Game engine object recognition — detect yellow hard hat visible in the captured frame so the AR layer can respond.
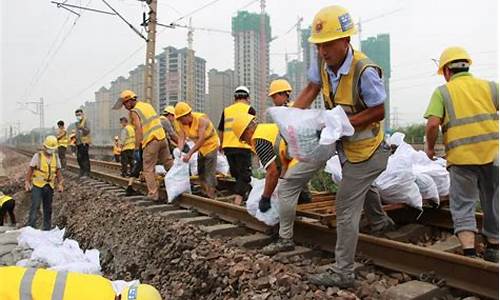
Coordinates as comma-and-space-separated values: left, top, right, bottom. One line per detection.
113, 90, 137, 109
163, 105, 175, 115
308, 5, 357, 44
232, 114, 256, 140
437, 46, 472, 75
43, 135, 58, 150
268, 79, 292, 96
121, 284, 162, 300
175, 102, 192, 119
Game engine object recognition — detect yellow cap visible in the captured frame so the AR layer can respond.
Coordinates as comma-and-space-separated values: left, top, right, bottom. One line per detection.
437, 46, 472, 75
308, 5, 357, 44
232, 114, 256, 140
121, 284, 162, 300
268, 79, 292, 96
43, 135, 58, 150
113, 89, 137, 109
163, 105, 175, 115
174, 102, 192, 119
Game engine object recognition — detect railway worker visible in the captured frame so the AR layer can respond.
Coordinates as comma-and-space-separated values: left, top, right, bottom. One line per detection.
74, 108, 92, 178
424, 46, 499, 263
56, 120, 68, 169
175, 101, 220, 199
113, 90, 173, 201
160, 105, 180, 151
119, 117, 136, 177
113, 136, 121, 163
231, 113, 326, 255
290, 5, 395, 288
268, 79, 312, 204
0, 266, 162, 300
0, 191, 16, 226
218, 86, 256, 205
24, 136, 64, 231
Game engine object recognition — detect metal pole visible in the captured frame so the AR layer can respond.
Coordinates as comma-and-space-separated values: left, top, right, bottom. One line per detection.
144, 0, 157, 108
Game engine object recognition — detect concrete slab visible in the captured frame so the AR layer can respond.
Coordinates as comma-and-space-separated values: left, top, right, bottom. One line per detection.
384, 224, 431, 243
178, 216, 219, 226
383, 280, 447, 300
134, 200, 158, 207
428, 235, 461, 253
200, 224, 246, 237
124, 196, 145, 201
158, 210, 198, 219
0, 232, 20, 245
141, 204, 177, 213
231, 233, 272, 249
0, 226, 16, 234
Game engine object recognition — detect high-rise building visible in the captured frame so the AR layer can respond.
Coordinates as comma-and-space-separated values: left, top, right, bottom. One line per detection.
207, 68, 235, 125
361, 34, 391, 131
298, 27, 323, 109
157, 46, 206, 112
232, 10, 271, 121
286, 59, 306, 99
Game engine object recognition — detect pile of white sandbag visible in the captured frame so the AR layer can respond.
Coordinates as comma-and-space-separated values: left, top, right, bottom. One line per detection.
246, 178, 280, 226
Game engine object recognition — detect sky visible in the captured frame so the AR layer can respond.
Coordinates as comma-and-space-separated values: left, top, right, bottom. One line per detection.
1, 0, 498, 134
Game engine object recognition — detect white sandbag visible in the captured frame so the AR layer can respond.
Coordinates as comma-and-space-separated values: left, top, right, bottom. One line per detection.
413, 161, 450, 197
246, 178, 279, 226
324, 155, 342, 184
319, 106, 355, 145
189, 152, 199, 176
388, 132, 406, 146
165, 149, 191, 203
415, 173, 440, 205
155, 165, 167, 175
112, 280, 141, 296
216, 153, 230, 175
17, 226, 65, 249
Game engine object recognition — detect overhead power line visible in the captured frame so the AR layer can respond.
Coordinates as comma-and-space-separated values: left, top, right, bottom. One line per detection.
171, 0, 225, 24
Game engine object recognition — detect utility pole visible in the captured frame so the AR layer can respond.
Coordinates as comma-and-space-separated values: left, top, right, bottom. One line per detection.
143, 0, 158, 108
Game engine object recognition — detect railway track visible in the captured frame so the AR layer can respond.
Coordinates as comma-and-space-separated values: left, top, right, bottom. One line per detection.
10, 146, 499, 299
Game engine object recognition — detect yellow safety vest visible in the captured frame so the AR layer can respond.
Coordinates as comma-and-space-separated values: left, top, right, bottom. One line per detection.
131, 101, 165, 148
252, 124, 297, 171
438, 73, 499, 166
122, 125, 136, 151
76, 118, 91, 144
0, 195, 12, 206
112, 142, 121, 155
57, 129, 68, 148
180, 112, 219, 156
32, 152, 58, 189
0, 266, 116, 300
319, 49, 384, 163
222, 102, 252, 150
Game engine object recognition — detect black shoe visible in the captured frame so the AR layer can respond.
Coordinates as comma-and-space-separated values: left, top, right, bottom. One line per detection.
484, 248, 499, 263
125, 186, 140, 196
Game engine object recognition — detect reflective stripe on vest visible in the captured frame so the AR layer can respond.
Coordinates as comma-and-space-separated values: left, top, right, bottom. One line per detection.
32, 152, 57, 189
318, 49, 384, 162
222, 102, 252, 149
131, 101, 165, 148
20, 268, 68, 300
0, 195, 13, 206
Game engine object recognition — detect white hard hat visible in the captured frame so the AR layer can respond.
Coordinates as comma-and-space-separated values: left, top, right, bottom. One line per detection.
234, 86, 250, 96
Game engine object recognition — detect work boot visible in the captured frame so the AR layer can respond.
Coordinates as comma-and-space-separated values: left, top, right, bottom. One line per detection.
261, 238, 295, 256
370, 217, 396, 236
298, 189, 312, 204
484, 248, 499, 263
308, 269, 355, 288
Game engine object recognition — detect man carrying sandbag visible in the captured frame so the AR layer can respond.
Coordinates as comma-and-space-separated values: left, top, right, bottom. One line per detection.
292, 5, 395, 288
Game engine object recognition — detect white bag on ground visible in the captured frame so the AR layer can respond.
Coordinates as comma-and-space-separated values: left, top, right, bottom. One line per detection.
216, 153, 230, 175
415, 173, 440, 205
155, 165, 167, 175
324, 155, 342, 184
246, 178, 279, 226
165, 149, 191, 203
413, 162, 450, 197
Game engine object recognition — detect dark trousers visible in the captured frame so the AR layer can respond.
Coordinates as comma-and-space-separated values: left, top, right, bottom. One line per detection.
114, 154, 121, 163
120, 149, 134, 176
28, 185, 53, 230
0, 199, 16, 226
76, 143, 91, 176
58, 146, 67, 169
225, 148, 252, 197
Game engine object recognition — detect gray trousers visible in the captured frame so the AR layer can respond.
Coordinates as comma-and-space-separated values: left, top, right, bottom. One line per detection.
449, 164, 499, 240
276, 144, 392, 262
332, 144, 392, 277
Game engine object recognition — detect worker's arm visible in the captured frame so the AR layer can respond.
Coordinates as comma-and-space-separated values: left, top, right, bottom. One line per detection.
262, 162, 280, 198
348, 103, 385, 127
425, 116, 442, 160
80, 120, 90, 136
217, 112, 225, 151
292, 82, 321, 109
25, 167, 34, 191
183, 117, 208, 162
130, 112, 142, 149
177, 128, 186, 153
56, 168, 64, 192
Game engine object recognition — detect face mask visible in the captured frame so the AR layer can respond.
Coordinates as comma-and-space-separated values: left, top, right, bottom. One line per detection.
76, 116, 83, 121
46, 149, 54, 155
